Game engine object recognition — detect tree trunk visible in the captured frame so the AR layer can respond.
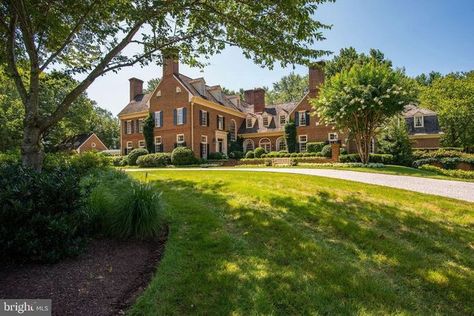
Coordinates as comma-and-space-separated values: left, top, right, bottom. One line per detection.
21, 124, 44, 171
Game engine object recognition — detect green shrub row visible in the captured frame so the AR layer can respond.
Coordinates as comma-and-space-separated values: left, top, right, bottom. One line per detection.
307, 142, 326, 153
419, 165, 474, 179
340, 153, 394, 164
261, 152, 324, 158
412, 149, 472, 160
136, 153, 172, 167
412, 157, 474, 169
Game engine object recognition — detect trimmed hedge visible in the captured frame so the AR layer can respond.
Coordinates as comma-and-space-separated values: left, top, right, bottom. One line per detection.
171, 147, 197, 165
245, 151, 255, 158
137, 153, 171, 167
307, 142, 325, 153
261, 152, 323, 158
254, 147, 266, 158
208, 152, 227, 160
340, 153, 394, 164
412, 149, 466, 160
413, 157, 474, 169
127, 148, 149, 166
321, 145, 332, 158
229, 151, 244, 159
420, 165, 474, 179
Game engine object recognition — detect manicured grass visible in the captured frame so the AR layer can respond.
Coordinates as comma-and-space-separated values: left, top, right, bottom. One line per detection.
128, 170, 473, 315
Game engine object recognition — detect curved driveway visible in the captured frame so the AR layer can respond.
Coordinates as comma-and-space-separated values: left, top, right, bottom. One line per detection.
128, 168, 474, 203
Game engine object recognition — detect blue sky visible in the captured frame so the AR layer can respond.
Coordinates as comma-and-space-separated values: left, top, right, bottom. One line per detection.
86, 0, 474, 116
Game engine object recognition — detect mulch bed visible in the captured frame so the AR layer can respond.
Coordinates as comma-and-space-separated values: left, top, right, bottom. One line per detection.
0, 228, 168, 316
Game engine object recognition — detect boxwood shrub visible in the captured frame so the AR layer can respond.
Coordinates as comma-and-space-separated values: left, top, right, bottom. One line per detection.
245, 151, 255, 158
208, 152, 227, 160
254, 147, 266, 158
413, 157, 474, 169
321, 145, 332, 158
137, 153, 171, 167
340, 153, 394, 164
307, 142, 325, 153
171, 147, 197, 165
127, 148, 149, 166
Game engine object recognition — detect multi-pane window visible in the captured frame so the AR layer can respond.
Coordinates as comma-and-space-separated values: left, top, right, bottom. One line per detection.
299, 135, 308, 152
176, 134, 185, 145
328, 133, 338, 142
299, 111, 306, 126
217, 115, 224, 130
126, 141, 133, 155
126, 120, 132, 134
138, 119, 144, 133
279, 115, 287, 125
155, 136, 162, 152
177, 108, 184, 125
201, 135, 208, 158
201, 110, 208, 126
262, 116, 269, 127
414, 115, 424, 128
259, 138, 271, 152
277, 138, 286, 151
246, 117, 253, 128
155, 111, 162, 127
138, 140, 145, 148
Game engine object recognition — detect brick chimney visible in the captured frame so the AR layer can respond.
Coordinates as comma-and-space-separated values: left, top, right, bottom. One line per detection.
309, 61, 325, 96
244, 88, 265, 113
163, 51, 179, 77
129, 77, 143, 101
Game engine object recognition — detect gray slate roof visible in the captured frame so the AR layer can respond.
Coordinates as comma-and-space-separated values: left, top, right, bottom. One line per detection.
403, 104, 437, 117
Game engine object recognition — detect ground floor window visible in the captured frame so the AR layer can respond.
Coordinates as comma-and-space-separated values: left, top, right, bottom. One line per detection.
138, 140, 145, 148
200, 135, 208, 158
243, 139, 254, 152
299, 135, 308, 152
125, 141, 133, 155
259, 138, 271, 152
176, 134, 185, 147
328, 132, 338, 142
276, 137, 286, 151
155, 136, 163, 152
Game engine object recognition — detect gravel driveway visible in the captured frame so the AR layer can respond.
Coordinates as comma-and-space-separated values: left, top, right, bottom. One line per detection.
128, 168, 474, 203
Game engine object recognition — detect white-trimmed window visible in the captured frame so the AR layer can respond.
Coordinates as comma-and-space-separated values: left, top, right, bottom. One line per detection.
155, 111, 162, 128
201, 110, 208, 126
201, 135, 208, 158
243, 139, 254, 152
126, 141, 133, 154
138, 140, 145, 148
259, 138, 271, 152
91, 142, 96, 148
155, 136, 162, 152
217, 115, 224, 130
176, 134, 185, 145
246, 116, 253, 128
328, 132, 338, 142
299, 135, 308, 152
230, 119, 237, 142
262, 116, 269, 127
177, 108, 184, 125
138, 119, 144, 133
176, 86, 181, 93
276, 137, 286, 151
126, 120, 132, 134
414, 115, 424, 128
279, 114, 287, 125
299, 111, 307, 126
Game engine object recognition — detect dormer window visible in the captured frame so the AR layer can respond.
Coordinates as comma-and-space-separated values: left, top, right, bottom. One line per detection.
279, 114, 287, 125
176, 86, 181, 93
414, 114, 424, 128
246, 116, 253, 128
262, 115, 270, 127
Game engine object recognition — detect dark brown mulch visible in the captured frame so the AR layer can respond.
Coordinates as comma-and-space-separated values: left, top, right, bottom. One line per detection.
0, 228, 168, 316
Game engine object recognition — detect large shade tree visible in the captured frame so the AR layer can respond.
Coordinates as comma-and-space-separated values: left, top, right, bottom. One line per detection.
0, 0, 334, 170
419, 72, 474, 150
312, 62, 416, 164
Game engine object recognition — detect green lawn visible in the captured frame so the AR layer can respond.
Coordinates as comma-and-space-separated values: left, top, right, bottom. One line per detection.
128, 170, 473, 315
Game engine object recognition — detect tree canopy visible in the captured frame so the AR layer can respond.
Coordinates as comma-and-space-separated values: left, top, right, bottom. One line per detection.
419, 72, 474, 150
0, 0, 334, 169
313, 61, 416, 163
266, 72, 308, 105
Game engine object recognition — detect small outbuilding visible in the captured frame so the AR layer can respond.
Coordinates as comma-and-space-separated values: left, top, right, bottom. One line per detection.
57, 133, 108, 153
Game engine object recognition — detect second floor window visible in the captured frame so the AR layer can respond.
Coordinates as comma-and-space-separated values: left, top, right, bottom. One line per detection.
138, 119, 144, 133
246, 117, 253, 128
126, 120, 132, 134
217, 115, 224, 130
279, 115, 287, 125
414, 115, 424, 128
177, 108, 184, 125
299, 111, 307, 126
155, 111, 162, 128
201, 110, 208, 126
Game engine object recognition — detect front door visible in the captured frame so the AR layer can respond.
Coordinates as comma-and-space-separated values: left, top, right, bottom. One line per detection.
218, 139, 224, 153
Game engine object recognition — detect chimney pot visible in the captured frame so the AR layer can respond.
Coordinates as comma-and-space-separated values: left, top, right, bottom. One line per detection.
129, 77, 143, 101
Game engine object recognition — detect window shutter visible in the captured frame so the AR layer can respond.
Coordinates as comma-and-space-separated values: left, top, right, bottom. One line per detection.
207, 112, 210, 126
173, 109, 177, 125
207, 144, 210, 158
160, 111, 163, 127
223, 117, 226, 130
136, 119, 139, 133
199, 110, 203, 125
306, 111, 310, 126
295, 112, 299, 126
216, 115, 219, 129
123, 121, 127, 134
183, 107, 187, 124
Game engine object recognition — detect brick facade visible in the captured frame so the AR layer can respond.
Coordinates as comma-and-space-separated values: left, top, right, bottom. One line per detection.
78, 134, 108, 153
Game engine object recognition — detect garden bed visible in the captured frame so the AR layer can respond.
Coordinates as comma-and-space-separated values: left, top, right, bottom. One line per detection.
0, 229, 167, 316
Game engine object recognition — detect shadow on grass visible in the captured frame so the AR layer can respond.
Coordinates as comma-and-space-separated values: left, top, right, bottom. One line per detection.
130, 177, 473, 316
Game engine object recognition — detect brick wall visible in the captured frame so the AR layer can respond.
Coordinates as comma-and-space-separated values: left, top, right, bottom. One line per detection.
78, 134, 108, 153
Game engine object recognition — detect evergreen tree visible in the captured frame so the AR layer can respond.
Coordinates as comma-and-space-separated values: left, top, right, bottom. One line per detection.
378, 116, 413, 166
